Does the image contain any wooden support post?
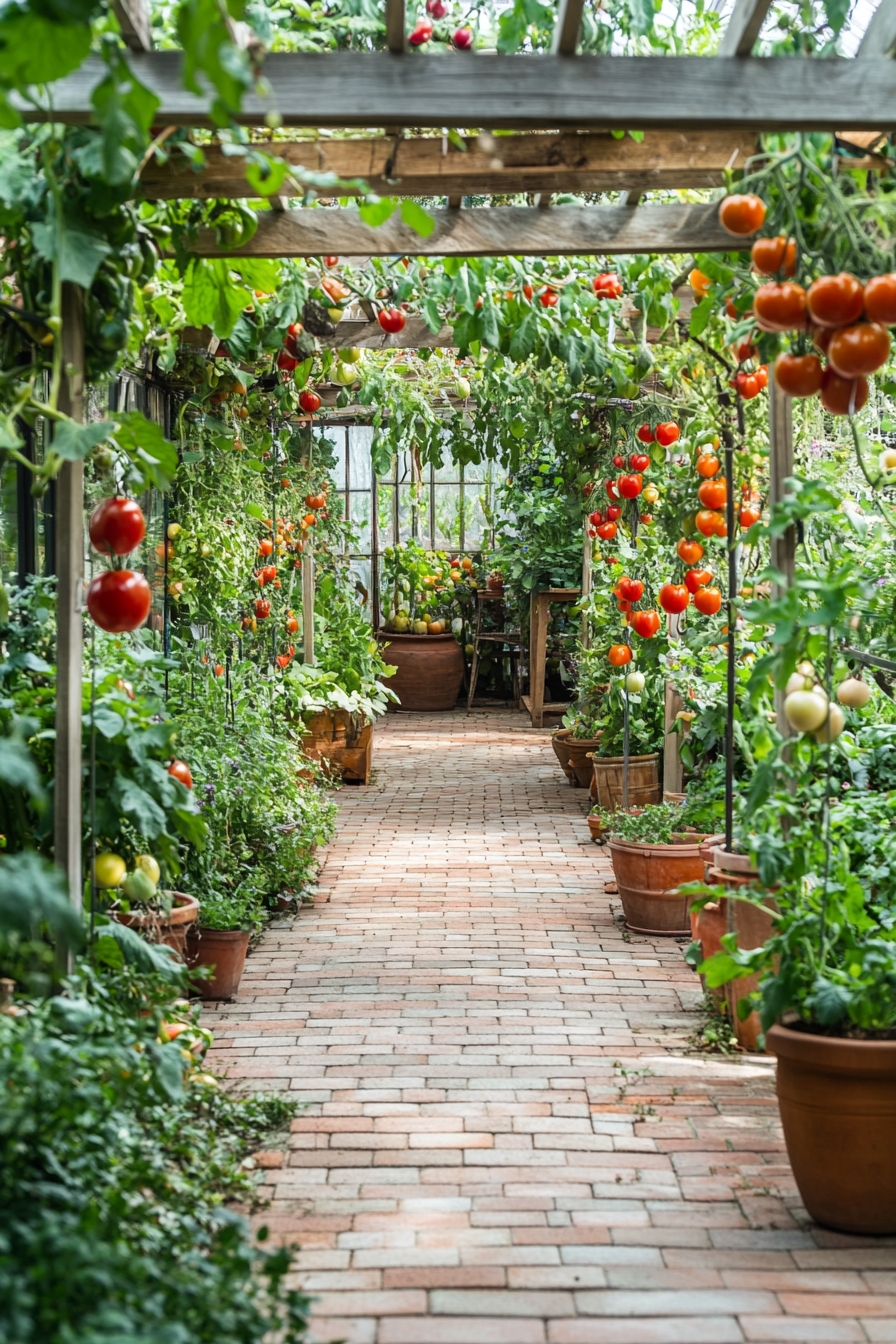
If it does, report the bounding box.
[302,540,316,665]
[580,520,592,651]
[528,591,546,727]
[769,369,795,735]
[663,681,684,797]
[54,283,85,915]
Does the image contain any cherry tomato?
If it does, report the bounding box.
[86,570,152,633]
[168,758,193,789]
[696,509,723,538]
[592,272,623,299]
[735,372,760,399]
[617,473,642,499]
[277,349,298,371]
[608,644,632,667]
[588,510,604,526]
[306,492,327,509]
[655,422,680,447]
[751,236,797,277]
[677,538,704,564]
[755,365,769,390]
[539,288,558,308]
[659,583,690,615]
[732,339,758,364]
[754,282,807,332]
[629,609,661,639]
[636,424,655,444]
[613,454,625,468]
[827,322,891,378]
[819,367,869,416]
[299,389,322,414]
[740,505,762,528]
[323,256,338,267]
[409,18,433,43]
[807,273,864,329]
[596,520,617,540]
[718,194,766,236]
[863,274,896,326]
[89,498,146,557]
[522,284,534,301]
[378,308,406,334]
[774,352,823,398]
[255,598,271,619]
[639,513,654,525]
[453,26,474,47]
[684,566,713,595]
[321,275,350,303]
[258,538,274,556]
[286,614,299,634]
[606,504,622,521]
[605,479,620,501]
[697,478,727,510]
[629,453,650,472]
[696,453,720,478]
[618,576,645,602]
[694,586,723,616]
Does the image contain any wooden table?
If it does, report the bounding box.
[521,588,581,728]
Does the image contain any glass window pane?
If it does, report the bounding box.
[349,426,373,491]
[348,558,371,610]
[329,429,347,491]
[433,483,461,551]
[377,483,395,545]
[462,458,488,483]
[396,449,412,486]
[349,490,371,554]
[0,461,18,585]
[434,440,460,482]
[377,451,397,485]
[464,485,490,551]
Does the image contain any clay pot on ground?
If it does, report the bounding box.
[551,727,576,783]
[587,814,603,843]
[301,707,373,784]
[592,753,661,812]
[565,734,602,788]
[185,926,251,1000]
[692,898,728,1003]
[377,630,465,712]
[607,834,708,936]
[767,1024,896,1235]
[109,891,199,958]
[705,850,773,1052]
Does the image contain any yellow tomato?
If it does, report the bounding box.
[94,853,126,888]
[135,854,161,886]
[642,485,660,504]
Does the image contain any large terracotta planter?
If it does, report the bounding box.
[110,891,199,958]
[693,899,727,1003]
[565,734,601,789]
[377,631,464,712]
[551,728,575,783]
[302,708,373,783]
[767,1024,896,1234]
[592,753,661,812]
[607,834,708,936]
[705,851,773,1052]
[185,926,251,1000]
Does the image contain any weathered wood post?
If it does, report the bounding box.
[769,370,795,735]
[53,283,85,913]
[302,541,316,664]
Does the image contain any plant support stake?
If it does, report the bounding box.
[723,397,740,853]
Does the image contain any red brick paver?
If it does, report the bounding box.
[203,711,896,1344]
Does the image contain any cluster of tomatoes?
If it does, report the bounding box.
[87,497,153,635]
[243,487,329,660]
[409,1,474,47]
[586,420,678,542]
[716,191,895,415]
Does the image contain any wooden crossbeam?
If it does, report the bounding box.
[717,0,774,57]
[189,201,747,257]
[859,0,896,56]
[140,130,758,201]
[20,52,896,131]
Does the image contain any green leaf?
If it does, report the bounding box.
[0,10,91,88]
[182,258,250,339]
[31,224,112,289]
[625,0,654,35]
[446,128,467,152]
[359,197,398,228]
[689,295,713,338]
[110,411,178,492]
[245,502,266,520]
[52,419,112,462]
[400,197,435,238]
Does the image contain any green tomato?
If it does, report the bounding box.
[338,347,362,364]
[122,867,157,903]
[135,854,161,885]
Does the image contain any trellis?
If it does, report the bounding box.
[45,0,893,903]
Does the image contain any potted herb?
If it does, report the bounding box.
[605,802,712,936]
[185,888,264,1000]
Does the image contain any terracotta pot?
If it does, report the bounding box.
[700,833,726,878]
[607,834,708,936]
[486,577,505,595]
[711,845,758,877]
[705,889,775,1052]
[301,707,373,783]
[377,631,464,712]
[767,1024,896,1234]
[663,790,687,805]
[185,926,251,1000]
[110,891,199,958]
[695,899,728,1003]
[592,753,661,813]
[551,728,576,783]
[565,734,602,789]
[587,814,603,842]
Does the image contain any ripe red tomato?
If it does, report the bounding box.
[522,283,534,301]
[87,570,152,633]
[608,644,632,667]
[286,614,299,634]
[299,389,322,414]
[697,478,727,509]
[863,274,896,326]
[617,473,643,499]
[755,365,768,390]
[732,339,758,364]
[605,504,622,521]
[89,498,146,557]
[255,598,271,619]
[258,538,274,557]
[819,367,869,416]
[618,576,645,602]
[696,454,720,478]
[539,288,558,308]
[636,424,655,444]
[751,235,797,277]
[596,520,617,540]
[453,25,474,47]
[277,349,298,371]
[168,758,193,789]
[753,282,807,332]
[740,505,762,528]
[613,454,625,467]
[629,453,650,472]
[639,513,654,525]
[827,322,891,378]
[378,308,406,334]
[214,664,225,677]
[593,272,623,299]
[306,491,327,509]
[321,276,350,303]
[735,371,760,400]
[655,422,680,447]
[262,564,277,582]
[605,479,620,501]
[774,352,823,398]
[696,509,723,538]
[719,194,766,236]
[659,583,690,615]
[630,609,661,639]
[684,566,713,595]
[807,273,864,329]
[694,586,723,616]
[677,538,704,565]
[409,18,433,43]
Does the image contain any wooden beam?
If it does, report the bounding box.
[858,0,896,56]
[21,51,896,132]
[385,0,405,53]
[718,0,774,57]
[141,130,758,201]
[552,0,585,54]
[54,284,85,919]
[189,201,748,258]
[112,0,151,51]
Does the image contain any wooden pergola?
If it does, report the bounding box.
[46,0,890,904]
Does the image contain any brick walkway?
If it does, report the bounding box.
[205,711,896,1344]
